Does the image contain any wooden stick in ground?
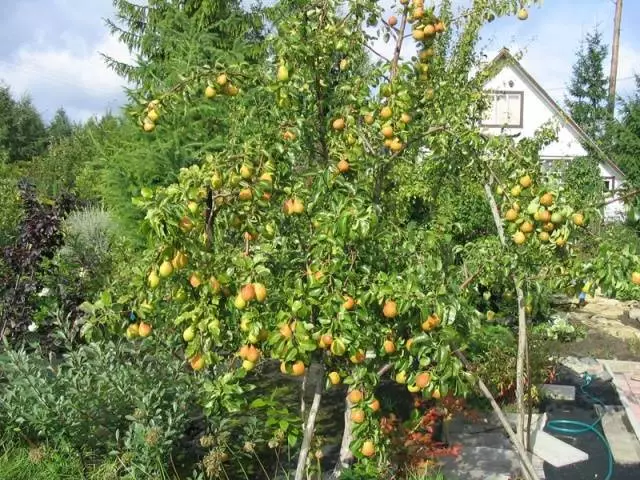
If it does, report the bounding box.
[484,183,531,479]
[334,395,354,476]
[456,351,540,480]
[294,367,323,480]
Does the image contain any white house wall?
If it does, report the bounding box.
[599,163,626,220]
[482,65,587,158]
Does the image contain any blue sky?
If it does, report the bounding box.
[0,0,637,123]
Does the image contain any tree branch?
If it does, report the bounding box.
[294,366,323,480]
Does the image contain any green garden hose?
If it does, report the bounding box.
[546,374,614,480]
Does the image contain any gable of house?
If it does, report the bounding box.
[481,49,626,220]
[482,63,588,159]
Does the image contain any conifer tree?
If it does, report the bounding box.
[565,29,610,143]
[48,108,74,143]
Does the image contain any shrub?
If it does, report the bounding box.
[0,182,78,341]
[467,326,554,403]
[0,338,196,478]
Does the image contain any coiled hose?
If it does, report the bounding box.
[546,374,614,480]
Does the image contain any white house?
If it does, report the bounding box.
[481,48,626,221]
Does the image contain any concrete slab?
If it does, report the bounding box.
[600,360,640,445]
[533,430,589,467]
[541,384,576,401]
[531,414,589,468]
[595,405,640,465]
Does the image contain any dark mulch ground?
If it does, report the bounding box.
[541,365,640,480]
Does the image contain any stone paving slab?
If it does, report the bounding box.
[531,413,589,468]
[595,405,640,465]
[599,360,640,445]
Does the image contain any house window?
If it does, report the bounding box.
[603,176,615,192]
[482,91,524,128]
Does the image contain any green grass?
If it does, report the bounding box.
[0,439,119,480]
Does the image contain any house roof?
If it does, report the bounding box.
[485,48,625,178]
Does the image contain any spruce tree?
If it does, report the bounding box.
[611,77,640,215]
[93,1,266,235]
[48,108,74,143]
[103,0,263,89]
[565,29,610,143]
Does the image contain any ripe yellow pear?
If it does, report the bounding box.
[381,125,394,138]
[519,175,532,188]
[190,355,205,371]
[159,261,173,278]
[380,106,392,120]
[234,294,247,310]
[632,272,640,285]
[292,198,304,214]
[513,231,526,245]
[126,323,139,339]
[277,64,289,82]
[412,28,425,41]
[328,371,341,385]
[143,118,155,132]
[382,300,398,319]
[205,86,216,98]
[361,441,375,458]
[389,139,403,152]
[242,360,256,371]
[332,159,347,175]
[216,73,228,86]
[383,339,396,354]
[332,118,346,131]
[148,271,160,289]
[517,8,529,20]
[291,361,305,376]
[147,109,159,122]
[240,164,253,180]
[253,283,267,302]
[138,321,152,338]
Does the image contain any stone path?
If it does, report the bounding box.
[600,360,640,447]
[558,295,640,341]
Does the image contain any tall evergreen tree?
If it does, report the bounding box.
[103,0,264,89]
[48,107,74,143]
[91,1,266,235]
[0,88,47,163]
[0,84,15,157]
[611,77,640,217]
[565,29,610,143]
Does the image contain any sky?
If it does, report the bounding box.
[0,0,638,123]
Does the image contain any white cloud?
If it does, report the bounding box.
[0,32,129,116]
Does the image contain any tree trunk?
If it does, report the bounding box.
[294,368,323,480]
[514,279,528,448]
[333,396,354,477]
[484,183,532,479]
